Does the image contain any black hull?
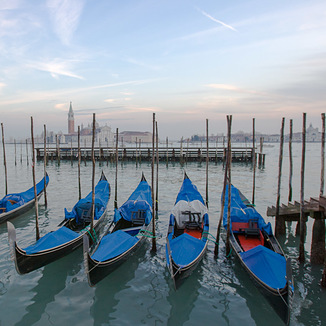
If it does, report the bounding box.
[170,242,207,289]
[0,193,43,224]
[230,236,291,325]
[13,217,104,274]
[86,223,151,286]
[87,238,144,286]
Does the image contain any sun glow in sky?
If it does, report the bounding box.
[1,0,326,139]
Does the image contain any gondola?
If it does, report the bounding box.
[165,173,209,289]
[84,173,152,286]
[0,174,49,224]
[7,172,110,274]
[222,184,294,325]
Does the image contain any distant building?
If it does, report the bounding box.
[118,131,153,143]
[68,102,74,134]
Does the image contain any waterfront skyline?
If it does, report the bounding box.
[1,0,326,139]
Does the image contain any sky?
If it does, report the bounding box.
[1,0,326,140]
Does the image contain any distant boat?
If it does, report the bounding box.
[0,174,49,224]
[84,173,152,286]
[7,172,110,274]
[166,173,209,289]
[222,184,293,325]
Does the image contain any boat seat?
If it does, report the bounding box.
[179,210,202,229]
[8,200,17,205]
[131,210,146,226]
[244,219,260,238]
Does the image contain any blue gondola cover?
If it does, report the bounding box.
[113,180,152,225]
[175,178,205,204]
[0,175,49,213]
[91,230,139,262]
[222,184,272,235]
[240,245,287,289]
[65,179,110,224]
[24,226,78,254]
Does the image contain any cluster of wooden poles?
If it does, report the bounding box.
[4,112,324,285]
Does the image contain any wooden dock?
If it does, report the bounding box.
[36,146,265,164]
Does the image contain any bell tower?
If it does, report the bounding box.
[68,102,74,134]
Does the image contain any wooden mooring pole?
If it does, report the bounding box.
[1,123,8,195]
[320,112,326,286]
[155,121,159,214]
[43,125,47,207]
[166,137,168,167]
[14,139,17,166]
[252,118,256,205]
[90,114,96,233]
[151,113,157,252]
[31,117,40,241]
[78,126,82,200]
[226,115,232,256]
[206,119,209,207]
[288,119,293,203]
[114,128,118,210]
[26,139,29,166]
[299,113,306,263]
[275,117,285,237]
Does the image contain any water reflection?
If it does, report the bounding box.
[15,249,81,326]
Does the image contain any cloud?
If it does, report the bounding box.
[46,0,85,45]
[26,58,84,80]
[196,7,237,32]
[0,82,6,90]
[205,83,265,96]
[124,57,161,71]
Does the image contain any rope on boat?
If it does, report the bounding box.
[139,229,158,238]
[226,247,232,258]
[201,231,219,245]
[87,228,98,243]
[277,288,289,308]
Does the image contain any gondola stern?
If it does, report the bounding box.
[141,172,146,182]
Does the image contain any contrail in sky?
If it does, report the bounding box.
[197,7,238,32]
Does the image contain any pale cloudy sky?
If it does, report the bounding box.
[0,0,326,139]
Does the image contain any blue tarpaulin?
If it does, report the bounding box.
[222,184,272,235]
[24,226,78,254]
[175,177,205,204]
[91,230,139,262]
[0,175,49,213]
[65,179,110,225]
[240,245,287,289]
[168,233,205,267]
[113,179,152,225]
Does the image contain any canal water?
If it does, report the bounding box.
[0,142,325,325]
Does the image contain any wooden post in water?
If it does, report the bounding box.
[252,118,256,205]
[288,119,293,203]
[1,123,8,195]
[26,139,29,166]
[78,126,81,200]
[14,139,17,166]
[114,128,118,210]
[166,137,168,167]
[311,114,326,264]
[99,139,102,166]
[206,119,209,207]
[90,114,96,233]
[214,132,229,257]
[106,139,109,166]
[225,115,232,256]
[275,117,286,237]
[135,137,138,167]
[186,139,189,165]
[139,139,142,164]
[321,113,325,196]
[151,113,157,252]
[299,113,306,263]
[321,113,326,286]
[31,117,40,240]
[43,125,47,207]
[20,142,23,164]
[155,121,159,214]
[180,137,183,165]
[70,138,73,165]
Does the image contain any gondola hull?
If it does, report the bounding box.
[229,234,291,325]
[0,175,49,224]
[85,222,152,286]
[169,241,207,288]
[9,217,104,274]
